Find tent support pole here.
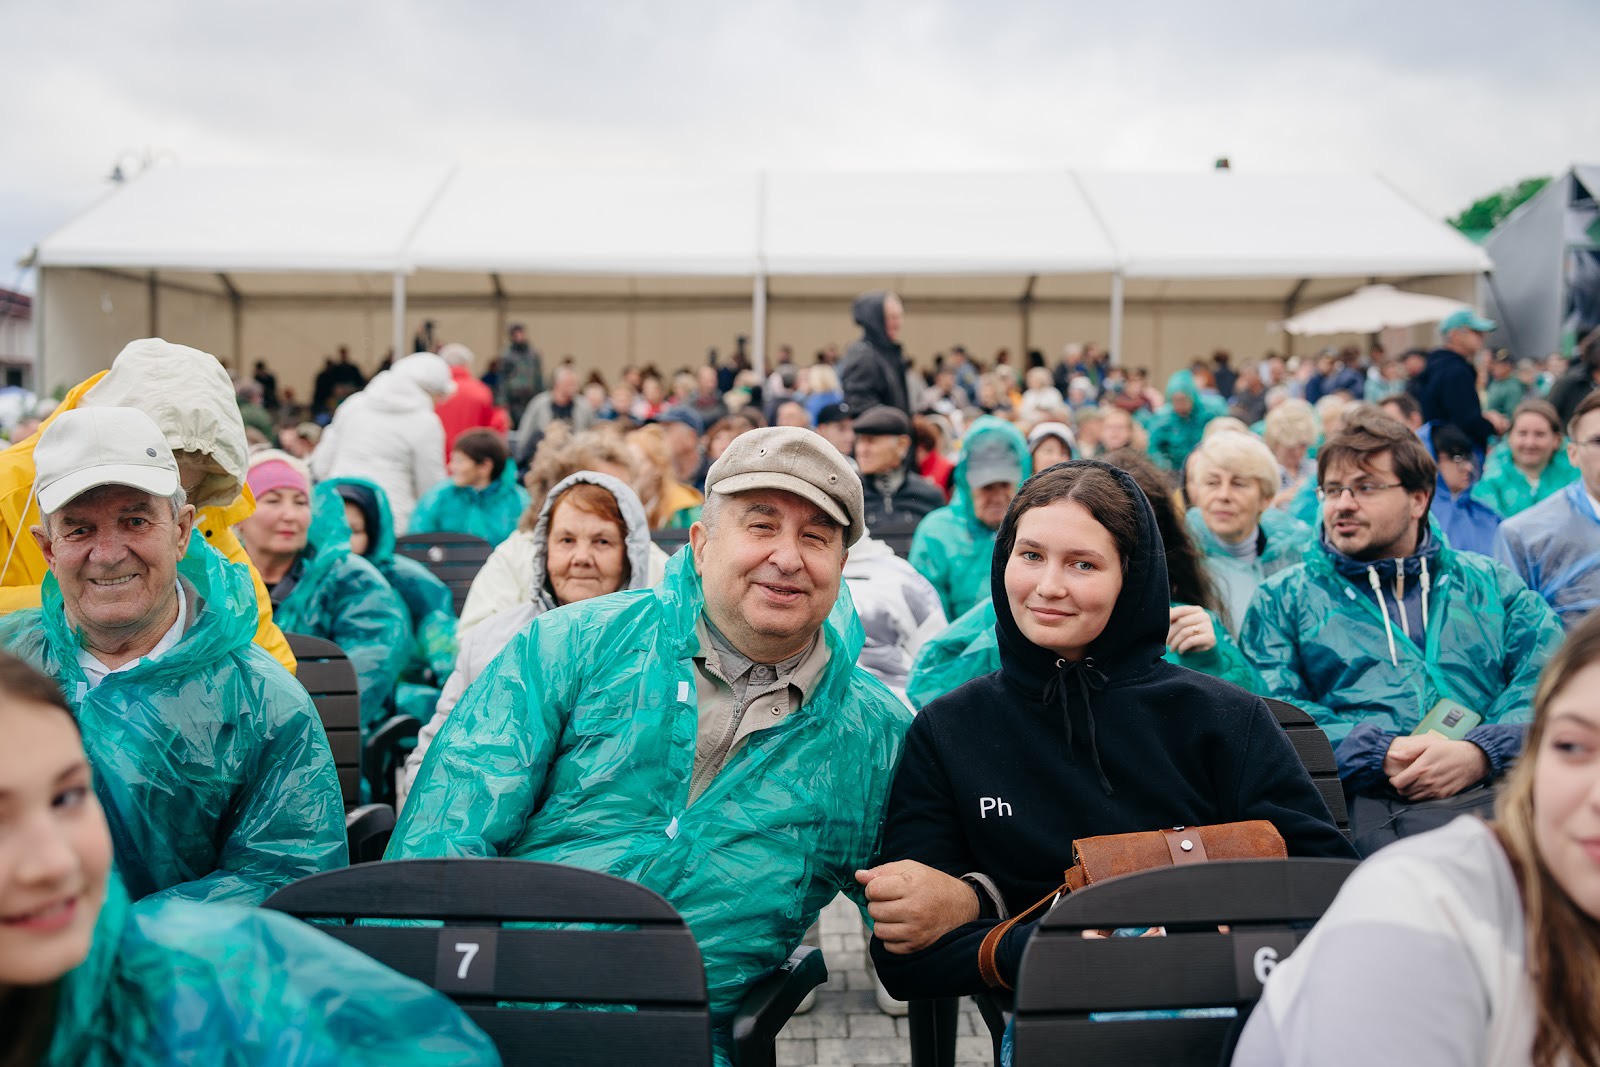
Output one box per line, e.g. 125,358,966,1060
1283,278,1310,360
1108,271,1124,365
218,273,242,369
491,273,508,363
147,271,159,337
391,272,407,361
752,273,769,381
1020,274,1037,357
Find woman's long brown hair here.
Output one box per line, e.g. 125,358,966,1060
1493,612,1600,1067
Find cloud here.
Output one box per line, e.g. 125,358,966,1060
4,0,1597,280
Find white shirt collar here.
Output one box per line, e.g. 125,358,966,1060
77,580,187,690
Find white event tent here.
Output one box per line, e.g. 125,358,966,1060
25,166,1490,394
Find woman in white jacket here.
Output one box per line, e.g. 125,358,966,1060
310,353,452,534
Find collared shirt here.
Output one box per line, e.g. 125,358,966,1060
78,580,188,689
688,616,831,802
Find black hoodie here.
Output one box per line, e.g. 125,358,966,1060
870,462,1355,998
839,291,912,416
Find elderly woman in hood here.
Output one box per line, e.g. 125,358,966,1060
457,427,670,636
0,338,294,672
863,461,1354,1006
403,471,654,793
309,353,454,533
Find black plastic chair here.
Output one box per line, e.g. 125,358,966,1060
263,858,826,1067
650,527,693,555
867,517,920,559
285,631,397,863
1263,698,1351,839
394,532,495,616
1009,858,1357,1066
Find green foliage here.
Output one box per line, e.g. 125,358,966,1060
1451,176,1551,237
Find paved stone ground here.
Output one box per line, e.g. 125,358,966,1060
775,896,995,1067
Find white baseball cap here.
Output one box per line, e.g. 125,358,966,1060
34,407,181,515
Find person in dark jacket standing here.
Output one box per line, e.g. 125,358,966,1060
496,324,544,420
859,461,1355,1000
1414,309,1508,453
840,292,911,417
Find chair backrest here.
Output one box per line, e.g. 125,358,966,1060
264,858,713,1066
394,532,495,616
870,518,920,559
1263,698,1350,835
1011,858,1357,1067
650,527,693,555
286,631,362,807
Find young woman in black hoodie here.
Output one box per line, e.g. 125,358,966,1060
860,460,1356,999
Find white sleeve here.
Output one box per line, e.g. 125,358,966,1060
457,537,533,637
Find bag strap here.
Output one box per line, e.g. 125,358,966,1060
977,880,1070,991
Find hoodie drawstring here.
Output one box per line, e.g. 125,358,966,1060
1043,657,1113,795
1367,567,1399,667
1420,557,1432,637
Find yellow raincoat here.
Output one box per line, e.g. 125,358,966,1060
0,362,294,673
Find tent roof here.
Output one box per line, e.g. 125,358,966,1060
761,171,1116,275
410,168,762,276
29,165,1490,289
1074,170,1492,278
32,165,451,274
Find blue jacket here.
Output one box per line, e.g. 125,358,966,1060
1495,483,1600,629
1431,475,1503,558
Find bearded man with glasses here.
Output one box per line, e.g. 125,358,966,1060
1241,410,1563,853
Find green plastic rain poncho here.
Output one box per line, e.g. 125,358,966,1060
905,597,1262,711
0,537,346,905
1240,529,1564,795
908,417,1032,621
407,461,531,547
1186,507,1314,636
391,549,911,1058
273,485,411,730
325,478,458,696
1470,442,1578,519
43,876,498,1066
1146,371,1214,473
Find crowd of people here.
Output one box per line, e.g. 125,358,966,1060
0,288,1598,1066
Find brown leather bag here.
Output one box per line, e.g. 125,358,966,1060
975,820,1286,990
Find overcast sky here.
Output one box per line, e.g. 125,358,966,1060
5,0,1597,291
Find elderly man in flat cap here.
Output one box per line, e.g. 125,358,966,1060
394,426,911,1062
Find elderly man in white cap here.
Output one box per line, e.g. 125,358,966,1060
0,407,346,905
393,426,912,1062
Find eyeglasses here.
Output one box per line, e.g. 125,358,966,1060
1316,482,1403,502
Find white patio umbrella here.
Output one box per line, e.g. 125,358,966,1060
1280,284,1471,336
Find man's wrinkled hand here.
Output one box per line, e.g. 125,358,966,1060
855,861,980,955
1388,736,1489,800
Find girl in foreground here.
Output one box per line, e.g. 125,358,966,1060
1236,610,1600,1066
0,653,498,1066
